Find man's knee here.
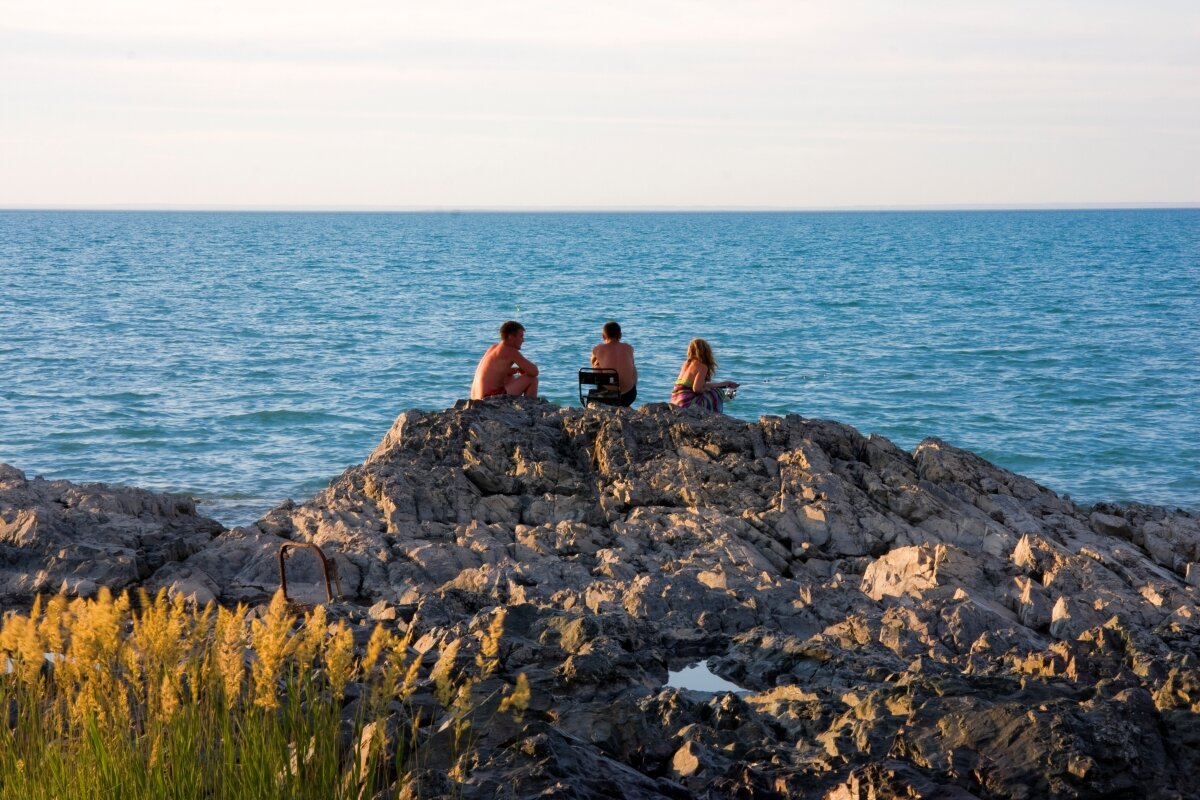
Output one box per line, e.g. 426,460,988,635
506,375,533,396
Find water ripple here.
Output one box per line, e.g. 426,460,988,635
1,209,1197,525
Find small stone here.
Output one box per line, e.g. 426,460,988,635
1049,596,1072,639
1090,512,1131,538
1186,563,1200,589
1068,754,1095,778
671,740,704,777
368,600,397,621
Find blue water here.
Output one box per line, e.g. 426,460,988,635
1,210,1197,525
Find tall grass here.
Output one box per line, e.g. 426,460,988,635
0,589,528,800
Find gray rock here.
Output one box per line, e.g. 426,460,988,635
1090,510,1132,539
0,464,223,609
7,398,1200,799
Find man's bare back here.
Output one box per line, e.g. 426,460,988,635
471,322,539,399
591,341,636,392
591,321,637,405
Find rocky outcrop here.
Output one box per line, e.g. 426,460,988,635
5,398,1200,798
0,463,223,606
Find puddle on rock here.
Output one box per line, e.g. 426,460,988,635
667,661,748,695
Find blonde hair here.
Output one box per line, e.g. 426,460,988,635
686,338,717,377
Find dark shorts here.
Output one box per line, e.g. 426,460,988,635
617,386,637,407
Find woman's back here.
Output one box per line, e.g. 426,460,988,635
671,338,737,414
675,358,707,388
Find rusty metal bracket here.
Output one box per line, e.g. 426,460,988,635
278,542,343,603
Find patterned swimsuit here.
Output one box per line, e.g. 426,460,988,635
670,378,724,413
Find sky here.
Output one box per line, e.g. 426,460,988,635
1,0,1198,209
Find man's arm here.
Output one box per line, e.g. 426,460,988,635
513,351,539,377
591,345,601,368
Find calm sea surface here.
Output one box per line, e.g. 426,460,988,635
1,210,1197,525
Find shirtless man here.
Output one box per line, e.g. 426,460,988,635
471,320,539,400
591,320,637,406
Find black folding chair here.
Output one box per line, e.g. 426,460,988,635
578,368,622,407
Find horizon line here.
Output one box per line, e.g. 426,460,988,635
2,202,1198,214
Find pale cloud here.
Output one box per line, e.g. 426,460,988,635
1,0,1197,207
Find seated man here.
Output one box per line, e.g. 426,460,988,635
590,320,637,406
471,320,539,399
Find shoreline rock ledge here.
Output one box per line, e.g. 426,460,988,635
4,398,1200,799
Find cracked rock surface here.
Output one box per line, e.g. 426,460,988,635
0,463,222,606
5,398,1200,798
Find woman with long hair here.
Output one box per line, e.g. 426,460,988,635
670,338,739,413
